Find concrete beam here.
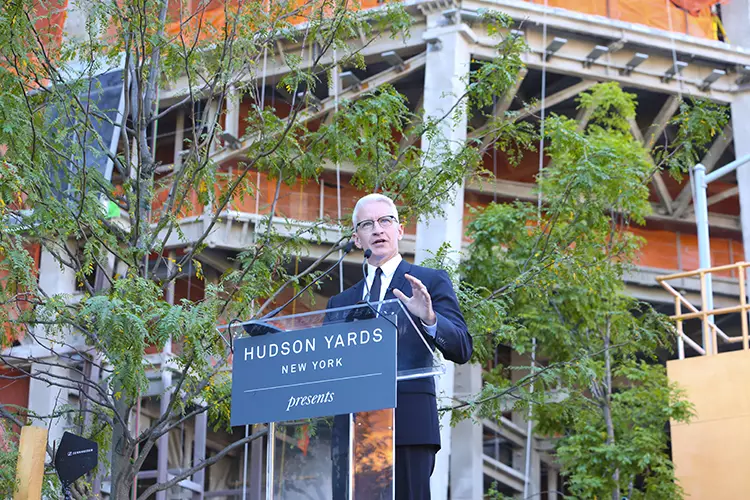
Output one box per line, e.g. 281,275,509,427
479,67,528,151
470,30,740,103
465,0,750,69
209,51,426,166
644,96,680,150
672,125,734,218
159,22,430,103
470,80,597,150
575,103,594,131
629,117,673,214
707,186,740,207
483,455,525,492
465,177,741,231
398,94,424,150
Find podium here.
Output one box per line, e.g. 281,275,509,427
227,299,444,499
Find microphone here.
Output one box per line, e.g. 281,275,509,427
258,240,355,322
345,248,378,322
362,248,373,299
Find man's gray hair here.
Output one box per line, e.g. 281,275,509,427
352,193,399,228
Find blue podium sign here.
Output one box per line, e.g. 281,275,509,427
230,317,397,426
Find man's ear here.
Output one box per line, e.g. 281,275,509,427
353,231,362,249
397,223,404,241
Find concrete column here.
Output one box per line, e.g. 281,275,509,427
449,363,484,500
192,413,207,499
414,17,478,500
30,248,78,447
173,110,185,170
547,467,558,500
225,86,241,138
509,351,541,497
61,0,88,44
37,246,77,297
723,1,750,261
27,363,68,447
157,253,177,500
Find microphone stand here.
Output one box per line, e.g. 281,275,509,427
262,240,355,320
239,241,355,338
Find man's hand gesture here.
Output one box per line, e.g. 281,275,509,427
393,274,437,326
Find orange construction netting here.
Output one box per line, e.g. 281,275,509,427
162,0,721,42
529,0,720,39
670,0,727,17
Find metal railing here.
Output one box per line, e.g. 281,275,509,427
656,262,750,359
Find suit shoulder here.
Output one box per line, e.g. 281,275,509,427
328,283,360,307
407,263,450,282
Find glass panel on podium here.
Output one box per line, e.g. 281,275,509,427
226,299,443,499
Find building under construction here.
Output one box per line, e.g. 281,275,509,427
2,0,750,498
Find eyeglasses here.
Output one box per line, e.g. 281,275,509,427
355,215,399,232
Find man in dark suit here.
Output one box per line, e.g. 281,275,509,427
327,193,473,500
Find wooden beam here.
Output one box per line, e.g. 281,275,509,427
672,125,734,218
13,426,47,500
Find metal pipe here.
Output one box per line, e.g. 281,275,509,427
266,423,275,500
704,153,750,184
242,425,249,500
691,154,750,356
693,165,715,351
522,337,537,498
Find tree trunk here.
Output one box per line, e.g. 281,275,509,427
603,318,620,500
110,394,134,500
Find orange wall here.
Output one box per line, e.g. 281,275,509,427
0,367,30,445
34,0,69,49
631,228,743,277
1,243,41,345
168,168,743,274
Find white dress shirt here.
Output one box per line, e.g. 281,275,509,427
362,253,438,337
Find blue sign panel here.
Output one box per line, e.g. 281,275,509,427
230,317,397,426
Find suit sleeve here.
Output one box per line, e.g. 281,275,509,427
427,269,473,364
323,296,339,325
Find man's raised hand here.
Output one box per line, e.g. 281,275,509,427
392,274,437,326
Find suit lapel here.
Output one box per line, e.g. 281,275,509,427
385,259,412,300
348,279,366,305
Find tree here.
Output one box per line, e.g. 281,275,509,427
459,83,728,498
0,1,531,497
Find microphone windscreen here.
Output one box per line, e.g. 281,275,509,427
364,249,373,259
343,241,354,253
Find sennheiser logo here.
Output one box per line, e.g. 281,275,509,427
67,448,94,456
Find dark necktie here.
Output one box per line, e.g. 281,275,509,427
369,267,383,303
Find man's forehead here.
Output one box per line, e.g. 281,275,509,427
359,200,394,215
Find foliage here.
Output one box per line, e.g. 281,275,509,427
459,84,724,499
0,0,530,497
